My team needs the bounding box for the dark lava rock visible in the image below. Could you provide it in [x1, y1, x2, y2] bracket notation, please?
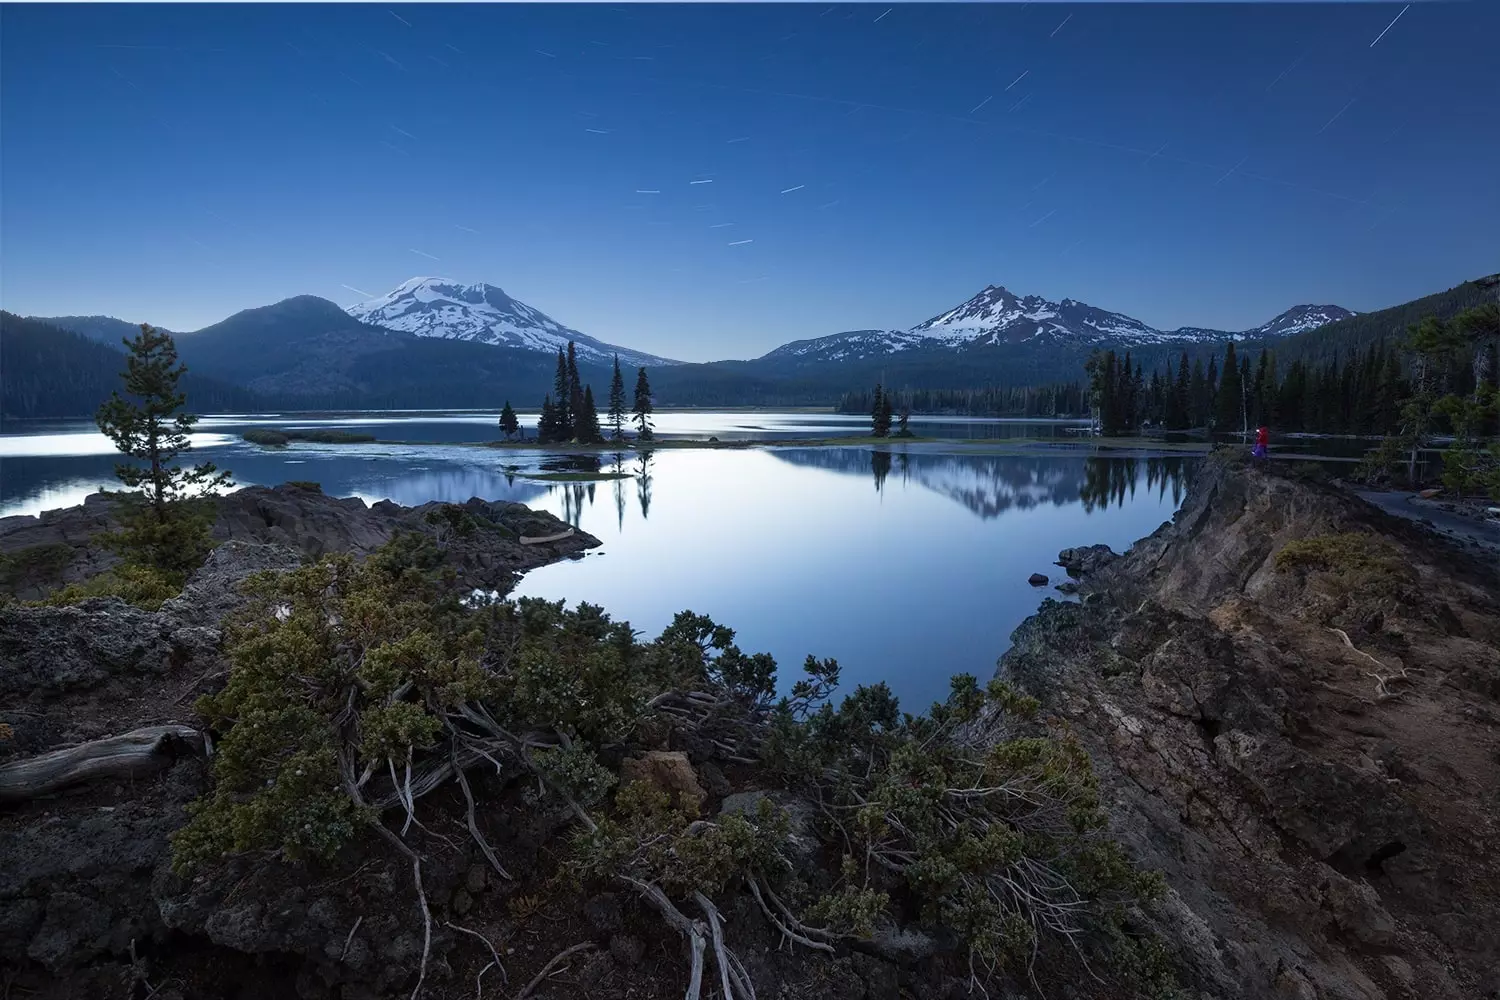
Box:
[1054, 543, 1119, 578]
[1027, 573, 1049, 586]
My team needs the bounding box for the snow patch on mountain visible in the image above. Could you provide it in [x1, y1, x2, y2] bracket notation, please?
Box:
[346, 278, 678, 366]
[764, 285, 1355, 364]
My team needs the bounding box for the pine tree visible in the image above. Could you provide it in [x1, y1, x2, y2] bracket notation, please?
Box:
[608, 355, 627, 441]
[566, 342, 584, 436]
[537, 394, 562, 443]
[553, 350, 573, 440]
[577, 385, 601, 443]
[1216, 342, 1241, 432]
[498, 401, 520, 440]
[632, 366, 655, 441]
[95, 323, 232, 579]
[870, 383, 892, 436]
[1166, 352, 1191, 430]
[97, 324, 231, 523]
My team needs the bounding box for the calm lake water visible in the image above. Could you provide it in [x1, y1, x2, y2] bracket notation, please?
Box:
[1, 411, 1187, 710]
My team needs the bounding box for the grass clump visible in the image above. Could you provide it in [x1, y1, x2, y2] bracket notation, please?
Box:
[1275, 533, 1409, 581]
[244, 428, 376, 447]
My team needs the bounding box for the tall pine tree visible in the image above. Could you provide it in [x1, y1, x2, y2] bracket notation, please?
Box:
[553, 350, 573, 441]
[566, 342, 584, 436]
[632, 366, 655, 441]
[577, 385, 601, 443]
[607, 354, 627, 441]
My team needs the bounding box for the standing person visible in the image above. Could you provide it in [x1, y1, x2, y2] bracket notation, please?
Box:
[1252, 425, 1270, 460]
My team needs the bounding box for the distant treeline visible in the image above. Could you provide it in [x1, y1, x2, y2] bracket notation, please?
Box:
[1090, 319, 1499, 438]
[0, 313, 261, 419]
[835, 383, 1088, 418]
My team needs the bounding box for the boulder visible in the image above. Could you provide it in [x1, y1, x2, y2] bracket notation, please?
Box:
[719, 790, 820, 875]
[1054, 543, 1119, 578]
[619, 750, 707, 814]
[1027, 572, 1048, 586]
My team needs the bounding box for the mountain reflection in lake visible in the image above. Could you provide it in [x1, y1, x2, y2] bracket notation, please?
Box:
[515, 448, 1188, 710]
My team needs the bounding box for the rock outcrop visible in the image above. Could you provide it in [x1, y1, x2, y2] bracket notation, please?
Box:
[0, 488, 597, 994]
[0, 483, 600, 599]
[999, 453, 1500, 1000]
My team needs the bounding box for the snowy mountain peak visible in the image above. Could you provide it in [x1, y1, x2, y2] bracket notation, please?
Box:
[764, 284, 1354, 366]
[1246, 304, 1357, 339]
[345, 278, 678, 367]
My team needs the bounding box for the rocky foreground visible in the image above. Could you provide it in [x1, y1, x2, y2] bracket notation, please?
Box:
[1, 461, 1497, 1000]
[1006, 454, 1500, 1000]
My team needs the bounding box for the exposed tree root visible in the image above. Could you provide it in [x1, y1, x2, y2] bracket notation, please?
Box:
[444, 920, 506, 989]
[747, 877, 835, 954]
[515, 942, 596, 1000]
[1329, 627, 1413, 701]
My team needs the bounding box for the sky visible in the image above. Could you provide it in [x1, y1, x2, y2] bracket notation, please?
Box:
[1, 2, 1497, 363]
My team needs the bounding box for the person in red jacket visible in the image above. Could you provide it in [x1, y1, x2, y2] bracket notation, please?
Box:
[1252, 425, 1269, 459]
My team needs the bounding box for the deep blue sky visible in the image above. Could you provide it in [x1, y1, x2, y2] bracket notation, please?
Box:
[2, 2, 1496, 362]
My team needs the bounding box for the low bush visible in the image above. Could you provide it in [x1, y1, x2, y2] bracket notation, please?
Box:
[172, 532, 1173, 993]
[245, 428, 375, 447]
[0, 542, 74, 592]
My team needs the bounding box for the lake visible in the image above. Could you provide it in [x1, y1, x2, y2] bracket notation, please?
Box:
[0, 411, 1188, 710]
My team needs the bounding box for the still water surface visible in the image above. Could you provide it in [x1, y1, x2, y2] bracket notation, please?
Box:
[1, 411, 1186, 709]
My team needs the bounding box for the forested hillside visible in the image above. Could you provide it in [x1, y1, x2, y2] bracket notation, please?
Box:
[0, 313, 261, 419]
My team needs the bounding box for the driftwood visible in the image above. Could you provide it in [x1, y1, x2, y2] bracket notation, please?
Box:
[0, 724, 207, 803]
[518, 528, 575, 546]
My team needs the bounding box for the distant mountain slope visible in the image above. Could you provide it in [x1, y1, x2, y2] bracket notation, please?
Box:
[32, 315, 181, 349]
[346, 277, 677, 367]
[1273, 273, 1500, 365]
[0, 313, 260, 419]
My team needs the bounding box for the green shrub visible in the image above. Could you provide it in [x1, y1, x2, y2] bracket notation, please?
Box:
[0, 542, 74, 592]
[285, 480, 322, 492]
[171, 534, 1172, 990]
[244, 428, 375, 447]
[42, 563, 183, 610]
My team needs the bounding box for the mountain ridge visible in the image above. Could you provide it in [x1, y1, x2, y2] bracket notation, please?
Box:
[345, 277, 678, 367]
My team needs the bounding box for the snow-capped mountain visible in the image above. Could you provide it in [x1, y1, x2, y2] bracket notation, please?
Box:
[346, 277, 678, 367]
[760, 329, 931, 363]
[1242, 304, 1356, 339]
[758, 284, 1354, 363]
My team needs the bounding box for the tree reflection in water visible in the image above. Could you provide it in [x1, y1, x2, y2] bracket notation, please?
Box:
[636, 449, 654, 520]
[871, 450, 892, 493]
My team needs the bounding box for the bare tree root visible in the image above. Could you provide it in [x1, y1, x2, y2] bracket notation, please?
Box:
[452, 749, 511, 879]
[444, 920, 506, 989]
[515, 942, 596, 1000]
[621, 878, 707, 1000]
[747, 877, 835, 954]
[338, 916, 363, 963]
[1329, 627, 1413, 701]
[695, 891, 758, 1000]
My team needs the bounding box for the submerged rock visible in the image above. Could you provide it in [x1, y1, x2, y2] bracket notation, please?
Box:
[1027, 572, 1048, 586]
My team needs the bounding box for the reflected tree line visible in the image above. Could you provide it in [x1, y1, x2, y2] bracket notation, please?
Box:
[539, 447, 1187, 532]
[547, 450, 654, 529]
[780, 448, 1190, 517]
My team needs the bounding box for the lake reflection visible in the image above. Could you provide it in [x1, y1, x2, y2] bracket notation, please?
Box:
[1, 412, 1186, 711]
[515, 448, 1186, 710]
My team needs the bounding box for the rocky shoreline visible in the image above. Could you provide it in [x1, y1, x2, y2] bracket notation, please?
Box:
[2, 461, 1497, 999]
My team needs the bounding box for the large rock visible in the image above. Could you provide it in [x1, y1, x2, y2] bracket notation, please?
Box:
[998, 454, 1500, 1000]
[619, 751, 707, 815]
[1054, 543, 1118, 578]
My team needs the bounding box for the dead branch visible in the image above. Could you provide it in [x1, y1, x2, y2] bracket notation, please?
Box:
[338, 916, 363, 963]
[452, 746, 511, 879]
[0, 725, 205, 803]
[621, 877, 707, 1000]
[443, 920, 506, 987]
[1329, 628, 1413, 701]
[747, 878, 835, 954]
[515, 942, 596, 1000]
[694, 891, 757, 1000]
